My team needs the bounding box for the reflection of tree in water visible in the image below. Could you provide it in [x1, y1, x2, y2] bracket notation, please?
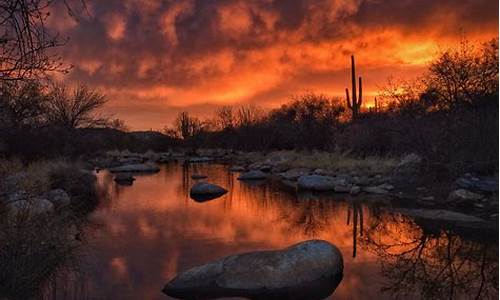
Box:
[346, 199, 364, 258]
[361, 215, 498, 299]
[278, 192, 334, 237]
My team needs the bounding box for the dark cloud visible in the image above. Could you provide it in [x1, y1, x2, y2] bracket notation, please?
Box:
[47, 0, 498, 129]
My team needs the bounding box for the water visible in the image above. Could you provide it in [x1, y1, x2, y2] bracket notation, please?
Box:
[72, 163, 497, 299]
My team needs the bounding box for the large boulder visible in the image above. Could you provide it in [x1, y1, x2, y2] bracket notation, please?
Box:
[190, 182, 227, 201]
[163, 240, 343, 300]
[238, 170, 267, 180]
[108, 163, 160, 173]
[297, 175, 341, 191]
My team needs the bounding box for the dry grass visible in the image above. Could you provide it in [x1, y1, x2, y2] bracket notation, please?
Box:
[246, 150, 398, 175]
[0, 212, 81, 300]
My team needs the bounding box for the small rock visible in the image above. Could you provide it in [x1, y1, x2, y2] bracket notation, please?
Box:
[229, 165, 246, 172]
[363, 186, 389, 195]
[114, 173, 136, 185]
[279, 168, 310, 181]
[186, 157, 214, 163]
[377, 183, 394, 191]
[190, 182, 227, 201]
[350, 186, 361, 195]
[333, 184, 352, 193]
[398, 209, 485, 223]
[313, 169, 328, 176]
[238, 170, 267, 180]
[259, 165, 272, 172]
[109, 163, 160, 173]
[448, 189, 484, 203]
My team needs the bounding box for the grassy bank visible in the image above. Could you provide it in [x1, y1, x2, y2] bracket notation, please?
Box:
[236, 150, 398, 176]
[0, 159, 100, 299]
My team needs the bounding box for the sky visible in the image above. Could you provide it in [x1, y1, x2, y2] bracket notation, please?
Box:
[47, 0, 499, 130]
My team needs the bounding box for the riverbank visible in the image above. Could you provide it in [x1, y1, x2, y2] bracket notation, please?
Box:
[89, 149, 498, 222]
[0, 159, 100, 299]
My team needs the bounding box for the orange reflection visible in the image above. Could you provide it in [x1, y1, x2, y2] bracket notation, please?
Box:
[83, 163, 497, 300]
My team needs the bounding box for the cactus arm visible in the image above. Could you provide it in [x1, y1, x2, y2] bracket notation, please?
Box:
[358, 76, 362, 107]
[345, 88, 352, 109]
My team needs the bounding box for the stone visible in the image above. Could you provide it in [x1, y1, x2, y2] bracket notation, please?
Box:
[108, 163, 160, 173]
[114, 173, 136, 185]
[350, 186, 361, 195]
[352, 176, 372, 186]
[229, 165, 246, 172]
[259, 165, 272, 172]
[448, 189, 484, 203]
[398, 209, 485, 223]
[190, 182, 227, 201]
[363, 186, 389, 195]
[313, 169, 328, 176]
[238, 170, 267, 180]
[333, 184, 352, 193]
[377, 183, 395, 191]
[279, 168, 310, 181]
[297, 175, 338, 191]
[455, 175, 498, 193]
[163, 240, 343, 300]
[186, 157, 214, 163]
[45, 189, 71, 208]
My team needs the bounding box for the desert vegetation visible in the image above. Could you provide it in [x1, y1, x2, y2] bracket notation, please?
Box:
[163, 39, 498, 177]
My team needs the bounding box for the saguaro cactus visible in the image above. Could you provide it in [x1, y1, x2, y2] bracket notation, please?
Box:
[345, 55, 363, 120]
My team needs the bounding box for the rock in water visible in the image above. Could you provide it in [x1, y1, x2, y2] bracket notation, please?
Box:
[163, 240, 343, 300]
[114, 173, 136, 185]
[237, 170, 267, 180]
[190, 182, 227, 201]
[108, 163, 160, 173]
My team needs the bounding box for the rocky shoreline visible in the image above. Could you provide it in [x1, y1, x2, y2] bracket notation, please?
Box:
[88, 149, 499, 223]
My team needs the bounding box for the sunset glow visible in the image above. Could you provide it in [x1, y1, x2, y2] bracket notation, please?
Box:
[49, 0, 499, 129]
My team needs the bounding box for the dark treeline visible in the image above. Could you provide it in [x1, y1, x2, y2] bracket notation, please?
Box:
[165, 39, 499, 175]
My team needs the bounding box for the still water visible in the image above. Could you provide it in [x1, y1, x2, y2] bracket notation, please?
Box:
[74, 163, 497, 299]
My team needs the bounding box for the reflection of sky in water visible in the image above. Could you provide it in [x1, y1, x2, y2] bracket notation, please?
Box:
[73, 163, 498, 300]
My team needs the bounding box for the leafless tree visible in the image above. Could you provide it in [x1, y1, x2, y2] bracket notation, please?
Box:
[0, 79, 48, 127]
[0, 0, 85, 80]
[174, 111, 203, 140]
[45, 84, 107, 128]
[236, 105, 263, 127]
[214, 105, 234, 130]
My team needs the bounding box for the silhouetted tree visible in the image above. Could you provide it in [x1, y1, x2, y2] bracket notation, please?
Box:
[0, 0, 86, 80]
[214, 105, 235, 131]
[45, 84, 107, 129]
